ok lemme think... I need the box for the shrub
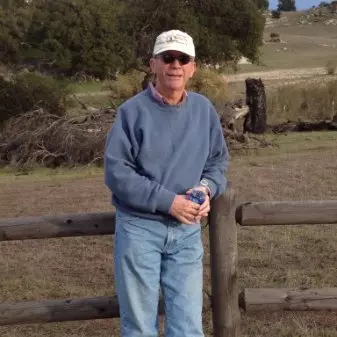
[106,70,143,102]
[0,71,70,125]
[326,60,336,75]
[269,32,281,42]
[271,10,281,18]
[187,67,229,107]
[270,32,280,38]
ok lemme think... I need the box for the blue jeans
[114,208,204,337]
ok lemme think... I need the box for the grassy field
[1,131,337,337]
[1,9,337,337]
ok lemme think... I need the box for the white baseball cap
[153,30,195,57]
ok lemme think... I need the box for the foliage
[187,67,229,106]
[0,4,32,64]
[271,9,282,18]
[0,0,266,78]
[24,0,129,79]
[254,0,269,10]
[118,0,265,69]
[270,32,280,38]
[318,1,331,7]
[0,71,70,125]
[106,70,143,101]
[278,0,296,11]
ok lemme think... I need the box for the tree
[278,0,296,11]
[116,0,265,70]
[0,0,266,79]
[24,0,129,78]
[254,0,269,10]
[0,3,32,64]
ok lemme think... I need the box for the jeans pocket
[115,209,152,240]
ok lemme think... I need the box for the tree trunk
[244,78,267,134]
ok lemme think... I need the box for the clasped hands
[169,186,210,225]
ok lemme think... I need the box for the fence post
[208,184,240,337]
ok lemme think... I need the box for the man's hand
[169,195,201,225]
[186,186,210,222]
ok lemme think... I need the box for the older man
[104,30,229,337]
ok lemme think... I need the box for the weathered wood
[0,212,116,241]
[241,288,337,312]
[209,185,240,337]
[0,296,119,325]
[0,293,213,326]
[244,78,267,134]
[236,200,337,226]
[271,120,337,133]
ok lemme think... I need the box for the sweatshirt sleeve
[201,105,229,199]
[104,108,176,213]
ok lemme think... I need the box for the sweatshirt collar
[149,82,187,105]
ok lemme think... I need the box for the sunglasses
[158,53,193,65]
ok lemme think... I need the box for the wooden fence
[1,185,337,337]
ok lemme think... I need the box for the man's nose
[171,59,181,68]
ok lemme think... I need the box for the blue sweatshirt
[104,86,229,221]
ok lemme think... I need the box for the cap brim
[153,43,195,57]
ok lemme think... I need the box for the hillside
[237,8,337,72]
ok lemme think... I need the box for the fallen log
[271,120,337,133]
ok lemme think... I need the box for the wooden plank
[209,185,241,337]
[0,296,119,325]
[236,200,337,226]
[241,288,337,312]
[0,212,116,241]
[0,294,213,326]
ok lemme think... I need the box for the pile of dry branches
[0,108,116,167]
[0,101,272,168]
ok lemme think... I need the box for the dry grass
[0,131,337,337]
[267,79,337,123]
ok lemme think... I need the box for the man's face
[150,50,196,92]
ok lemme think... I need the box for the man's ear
[190,61,196,78]
[149,58,156,73]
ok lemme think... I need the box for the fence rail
[2,200,337,242]
[236,200,337,226]
[1,186,337,337]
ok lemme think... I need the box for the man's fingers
[199,200,210,213]
[198,211,209,218]
[184,212,198,222]
[178,215,194,225]
[186,200,201,209]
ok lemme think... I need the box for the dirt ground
[0,132,336,337]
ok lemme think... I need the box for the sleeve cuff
[156,189,176,213]
[201,178,217,199]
